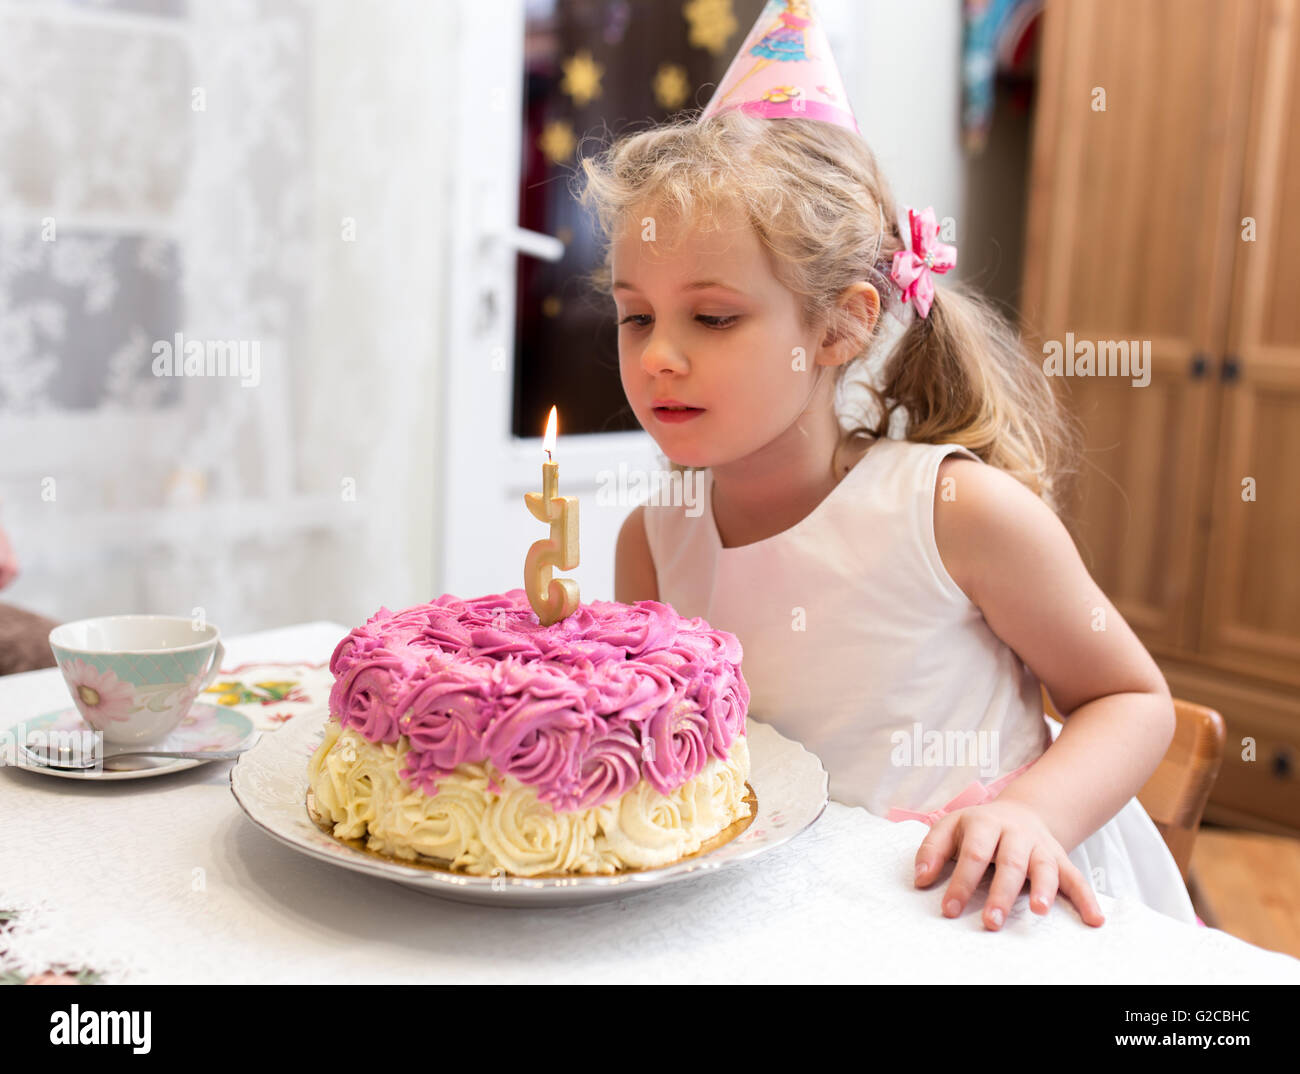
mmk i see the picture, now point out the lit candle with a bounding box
[524,405,580,626]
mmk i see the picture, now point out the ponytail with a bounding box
[861,283,1083,515]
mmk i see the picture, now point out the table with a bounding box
[3,622,1298,985]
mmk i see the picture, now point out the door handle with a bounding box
[482,223,566,263]
[1220,354,1241,382]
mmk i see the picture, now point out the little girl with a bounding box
[577,106,1199,931]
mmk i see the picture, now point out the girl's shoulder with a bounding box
[931,449,1072,606]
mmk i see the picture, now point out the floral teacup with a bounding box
[48,615,225,746]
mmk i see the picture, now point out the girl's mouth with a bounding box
[653,406,705,423]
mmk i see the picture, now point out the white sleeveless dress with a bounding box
[642,436,1199,925]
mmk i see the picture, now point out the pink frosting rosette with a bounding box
[459,591,527,628]
[373,605,442,649]
[592,660,678,724]
[548,603,598,634]
[537,657,682,808]
[412,609,473,653]
[330,646,422,744]
[643,695,711,796]
[685,661,748,754]
[643,629,740,676]
[582,598,678,657]
[528,654,602,714]
[450,590,553,659]
[534,607,625,662]
[467,623,545,660]
[482,664,596,812]
[575,719,642,809]
[464,651,519,683]
[329,612,394,675]
[541,638,626,665]
[396,661,499,791]
[636,645,695,691]
[685,625,743,665]
[428,593,468,616]
[648,631,748,754]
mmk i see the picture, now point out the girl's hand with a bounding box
[912,799,1106,930]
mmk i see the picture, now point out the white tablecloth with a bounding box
[2,621,1298,985]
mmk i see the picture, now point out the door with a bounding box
[1201,0,1300,688]
[437,0,774,604]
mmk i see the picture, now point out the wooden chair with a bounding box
[1041,686,1225,884]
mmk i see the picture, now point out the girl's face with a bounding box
[611,201,832,469]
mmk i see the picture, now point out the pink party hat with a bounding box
[699,0,860,135]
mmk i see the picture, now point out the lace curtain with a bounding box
[0,0,449,636]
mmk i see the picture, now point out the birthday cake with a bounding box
[306,589,753,877]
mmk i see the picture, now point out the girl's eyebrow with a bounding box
[612,280,746,295]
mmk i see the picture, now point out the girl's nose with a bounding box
[640,334,688,377]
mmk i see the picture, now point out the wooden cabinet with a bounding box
[1204,1,1300,689]
[1022,0,1300,831]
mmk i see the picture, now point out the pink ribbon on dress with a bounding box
[889,206,957,319]
[885,757,1038,826]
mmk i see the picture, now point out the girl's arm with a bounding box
[921,454,1171,928]
[615,505,659,604]
[931,455,1176,853]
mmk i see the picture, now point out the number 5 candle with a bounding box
[524,405,580,625]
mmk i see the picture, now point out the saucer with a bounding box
[6,702,257,781]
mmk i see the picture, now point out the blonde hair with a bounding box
[575,109,1082,514]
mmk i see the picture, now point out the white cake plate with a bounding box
[230,710,828,906]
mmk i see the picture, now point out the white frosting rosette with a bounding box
[595,738,752,868]
[677,736,751,832]
[477,778,600,876]
[308,715,752,876]
[307,721,403,840]
[365,762,491,867]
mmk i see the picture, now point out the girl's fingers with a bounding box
[941,821,998,917]
[983,835,1033,930]
[1058,858,1107,927]
[1027,850,1059,915]
[913,819,958,887]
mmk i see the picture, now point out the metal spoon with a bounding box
[20,735,250,770]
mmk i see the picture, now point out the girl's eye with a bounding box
[616,314,739,329]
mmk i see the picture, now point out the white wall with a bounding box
[304,0,452,620]
[825,0,966,259]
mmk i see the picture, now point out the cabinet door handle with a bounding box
[1220,354,1241,382]
[1189,352,1209,378]
[1271,747,1293,781]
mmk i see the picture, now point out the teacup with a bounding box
[48,615,225,745]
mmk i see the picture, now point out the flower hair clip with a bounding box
[890,206,956,319]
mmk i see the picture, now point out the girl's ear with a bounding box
[819,282,880,365]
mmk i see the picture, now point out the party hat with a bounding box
[699,0,860,135]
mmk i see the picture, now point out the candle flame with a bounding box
[543,405,557,456]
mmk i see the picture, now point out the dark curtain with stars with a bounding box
[513,0,767,440]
